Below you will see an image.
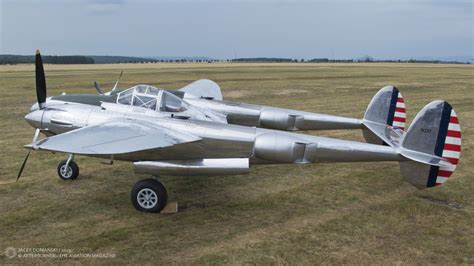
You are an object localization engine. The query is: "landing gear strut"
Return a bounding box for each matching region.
[57,154,79,180]
[131,178,168,213]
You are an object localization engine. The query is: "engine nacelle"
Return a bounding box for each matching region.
[253,133,310,163]
[258,108,301,130]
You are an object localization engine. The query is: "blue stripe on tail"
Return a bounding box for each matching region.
[426,102,452,187]
[386,88,399,126]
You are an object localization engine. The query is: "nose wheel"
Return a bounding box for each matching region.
[57,159,79,180]
[131,178,168,213]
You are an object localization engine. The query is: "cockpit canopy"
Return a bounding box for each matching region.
[116,85,186,112]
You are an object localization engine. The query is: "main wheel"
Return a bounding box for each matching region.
[57,160,79,180]
[131,178,168,213]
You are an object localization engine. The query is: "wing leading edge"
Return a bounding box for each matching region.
[26,119,201,155]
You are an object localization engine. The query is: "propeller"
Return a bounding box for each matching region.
[17,49,47,181]
[35,49,47,109]
[94,81,104,95]
[17,128,41,181]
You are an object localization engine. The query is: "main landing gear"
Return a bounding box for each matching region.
[56,155,169,213]
[131,178,168,213]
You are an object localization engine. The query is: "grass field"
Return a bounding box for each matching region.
[0,62,473,264]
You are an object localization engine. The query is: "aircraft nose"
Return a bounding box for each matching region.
[25,110,43,128]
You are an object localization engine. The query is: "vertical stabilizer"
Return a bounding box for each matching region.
[362,86,406,144]
[400,101,461,188]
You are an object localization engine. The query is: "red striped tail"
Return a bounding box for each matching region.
[400,101,461,189]
[363,86,407,145]
[435,109,461,186]
[392,94,406,130]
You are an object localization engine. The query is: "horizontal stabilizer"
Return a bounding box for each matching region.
[362,121,404,148]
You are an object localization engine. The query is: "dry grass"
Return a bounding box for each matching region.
[0,62,473,264]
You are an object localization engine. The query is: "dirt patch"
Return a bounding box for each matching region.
[419,195,464,210]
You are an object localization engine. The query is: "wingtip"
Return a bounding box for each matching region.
[24,144,36,150]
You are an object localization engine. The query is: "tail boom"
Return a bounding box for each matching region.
[253,131,404,164]
[258,108,363,131]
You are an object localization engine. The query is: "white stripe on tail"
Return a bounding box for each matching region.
[436,109,461,186]
[392,93,406,130]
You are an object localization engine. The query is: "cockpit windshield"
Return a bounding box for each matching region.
[116,85,186,112]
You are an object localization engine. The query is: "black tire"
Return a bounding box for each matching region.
[131,178,168,213]
[57,160,79,180]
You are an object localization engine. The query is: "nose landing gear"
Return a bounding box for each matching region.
[57,154,79,180]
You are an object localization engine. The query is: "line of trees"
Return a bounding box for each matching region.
[232,57,295,63]
[231,57,470,64]
[1,55,470,65]
[44,55,94,64]
[0,55,222,65]
[0,55,95,65]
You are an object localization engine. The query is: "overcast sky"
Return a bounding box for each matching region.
[0,0,472,59]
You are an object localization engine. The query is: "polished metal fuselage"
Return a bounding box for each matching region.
[42,90,364,132]
[26,101,403,165]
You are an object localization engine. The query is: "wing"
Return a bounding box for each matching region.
[27,119,201,155]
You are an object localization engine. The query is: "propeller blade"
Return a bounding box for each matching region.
[111,70,123,92]
[17,150,31,181]
[17,128,41,181]
[94,81,104,95]
[35,49,47,109]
